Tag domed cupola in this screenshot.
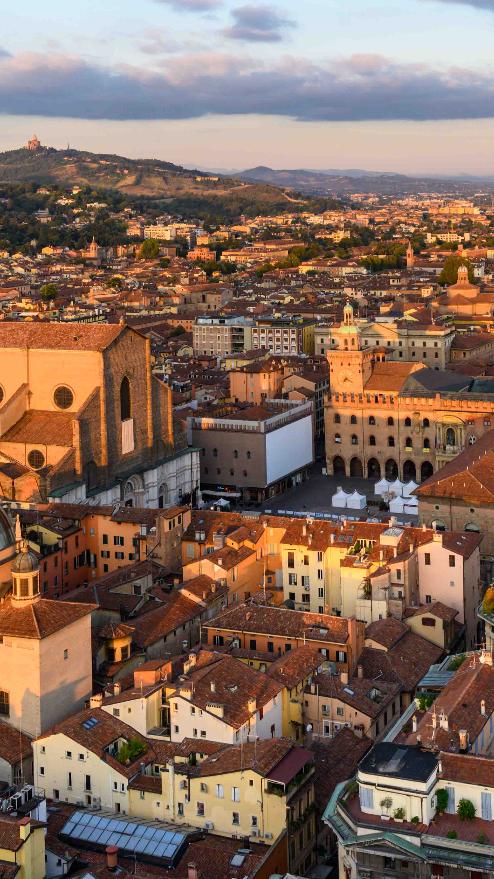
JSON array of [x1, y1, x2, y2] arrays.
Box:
[[11, 539, 40, 605]]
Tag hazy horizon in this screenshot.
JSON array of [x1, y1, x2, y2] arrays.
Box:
[[3, 114, 494, 178], [2, 0, 494, 175]]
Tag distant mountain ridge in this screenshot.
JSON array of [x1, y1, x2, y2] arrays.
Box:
[[0, 146, 310, 214], [236, 165, 494, 195]]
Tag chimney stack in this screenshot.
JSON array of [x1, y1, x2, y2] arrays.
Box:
[[187, 864, 199, 879], [340, 670, 348, 685], [106, 846, 119, 872], [210, 681, 216, 694], [357, 664, 363, 680], [412, 715, 417, 733]]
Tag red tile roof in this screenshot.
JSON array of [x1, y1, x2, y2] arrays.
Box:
[[0, 597, 95, 639]]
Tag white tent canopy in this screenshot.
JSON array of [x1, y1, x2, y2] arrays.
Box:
[[389, 495, 406, 514], [388, 478, 404, 497], [375, 478, 390, 497], [332, 487, 349, 508], [347, 489, 366, 510], [402, 480, 419, 498]]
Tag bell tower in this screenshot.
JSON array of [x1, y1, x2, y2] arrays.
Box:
[[406, 241, 414, 269]]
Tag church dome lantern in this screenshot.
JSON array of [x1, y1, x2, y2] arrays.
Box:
[[11, 539, 40, 604]]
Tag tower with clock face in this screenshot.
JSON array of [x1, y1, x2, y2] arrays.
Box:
[[327, 306, 375, 394]]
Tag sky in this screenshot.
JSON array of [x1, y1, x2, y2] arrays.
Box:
[[2, 0, 494, 173]]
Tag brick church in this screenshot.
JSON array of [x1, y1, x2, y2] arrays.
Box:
[[0, 323, 199, 508]]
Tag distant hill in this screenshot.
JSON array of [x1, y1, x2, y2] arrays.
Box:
[[0, 146, 312, 217], [237, 165, 489, 196]]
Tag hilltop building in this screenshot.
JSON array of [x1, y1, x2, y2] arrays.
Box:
[[26, 135, 41, 152]]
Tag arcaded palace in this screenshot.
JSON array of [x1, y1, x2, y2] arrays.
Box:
[[325, 303, 494, 483]]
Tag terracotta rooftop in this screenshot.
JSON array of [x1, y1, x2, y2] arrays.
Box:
[[3, 411, 74, 446], [0, 721, 32, 768], [204, 602, 353, 644], [266, 644, 324, 689], [0, 322, 124, 351], [407, 655, 494, 751], [365, 617, 409, 650], [358, 633, 443, 694], [172, 652, 283, 729], [0, 597, 95, 640]]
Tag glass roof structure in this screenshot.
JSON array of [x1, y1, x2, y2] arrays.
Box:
[[60, 811, 188, 867]]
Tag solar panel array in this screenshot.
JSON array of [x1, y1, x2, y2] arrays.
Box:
[[60, 811, 188, 867]]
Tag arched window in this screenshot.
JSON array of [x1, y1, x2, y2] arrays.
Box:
[[334, 414, 341, 424], [369, 435, 376, 446], [351, 434, 358, 445], [405, 417, 412, 427], [120, 376, 131, 421], [423, 418, 430, 428], [335, 433, 342, 444], [387, 417, 394, 426], [405, 437, 413, 449], [369, 416, 376, 426], [388, 436, 395, 447], [423, 437, 430, 449], [446, 427, 456, 446], [350, 415, 357, 425], [0, 691, 8, 716]]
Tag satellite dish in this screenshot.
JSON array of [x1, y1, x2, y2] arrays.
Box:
[[306, 724, 313, 733]]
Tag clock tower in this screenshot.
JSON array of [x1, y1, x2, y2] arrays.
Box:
[[327, 304, 375, 394]]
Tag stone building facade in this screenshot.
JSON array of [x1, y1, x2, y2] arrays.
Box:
[[324, 305, 494, 483], [0, 323, 199, 508]]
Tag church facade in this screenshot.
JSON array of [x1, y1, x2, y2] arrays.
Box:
[[0, 323, 199, 509]]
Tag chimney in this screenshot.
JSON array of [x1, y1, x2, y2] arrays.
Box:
[[90, 693, 103, 709], [188, 864, 199, 879], [481, 699, 486, 716], [106, 846, 119, 871], [330, 533, 335, 544], [210, 681, 216, 694], [114, 682, 121, 696], [302, 524, 307, 536], [340, 670, 348, 685], [459, 729, 469, 752], [19, 818, 30, 841], [412, 715, 417, 733], [357, 664, 363, 680], [422, 522, 427, 532]]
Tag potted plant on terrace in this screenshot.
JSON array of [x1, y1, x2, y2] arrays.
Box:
[[380, 796, 393, 820], [393, 807, 406, 823]]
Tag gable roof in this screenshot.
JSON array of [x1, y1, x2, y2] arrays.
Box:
[[0, 323, 124, 352], [415, 428, 494, 505], [172, 652, 283, 729], [204, 602, 352, 644]]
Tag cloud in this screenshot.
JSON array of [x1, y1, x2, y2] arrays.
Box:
[[223, 4, 296, 41], [422, 0, 494, 8], [1, 50, 494, 122], [155, 0, 221, 10], [0, 48, 11, 58]]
